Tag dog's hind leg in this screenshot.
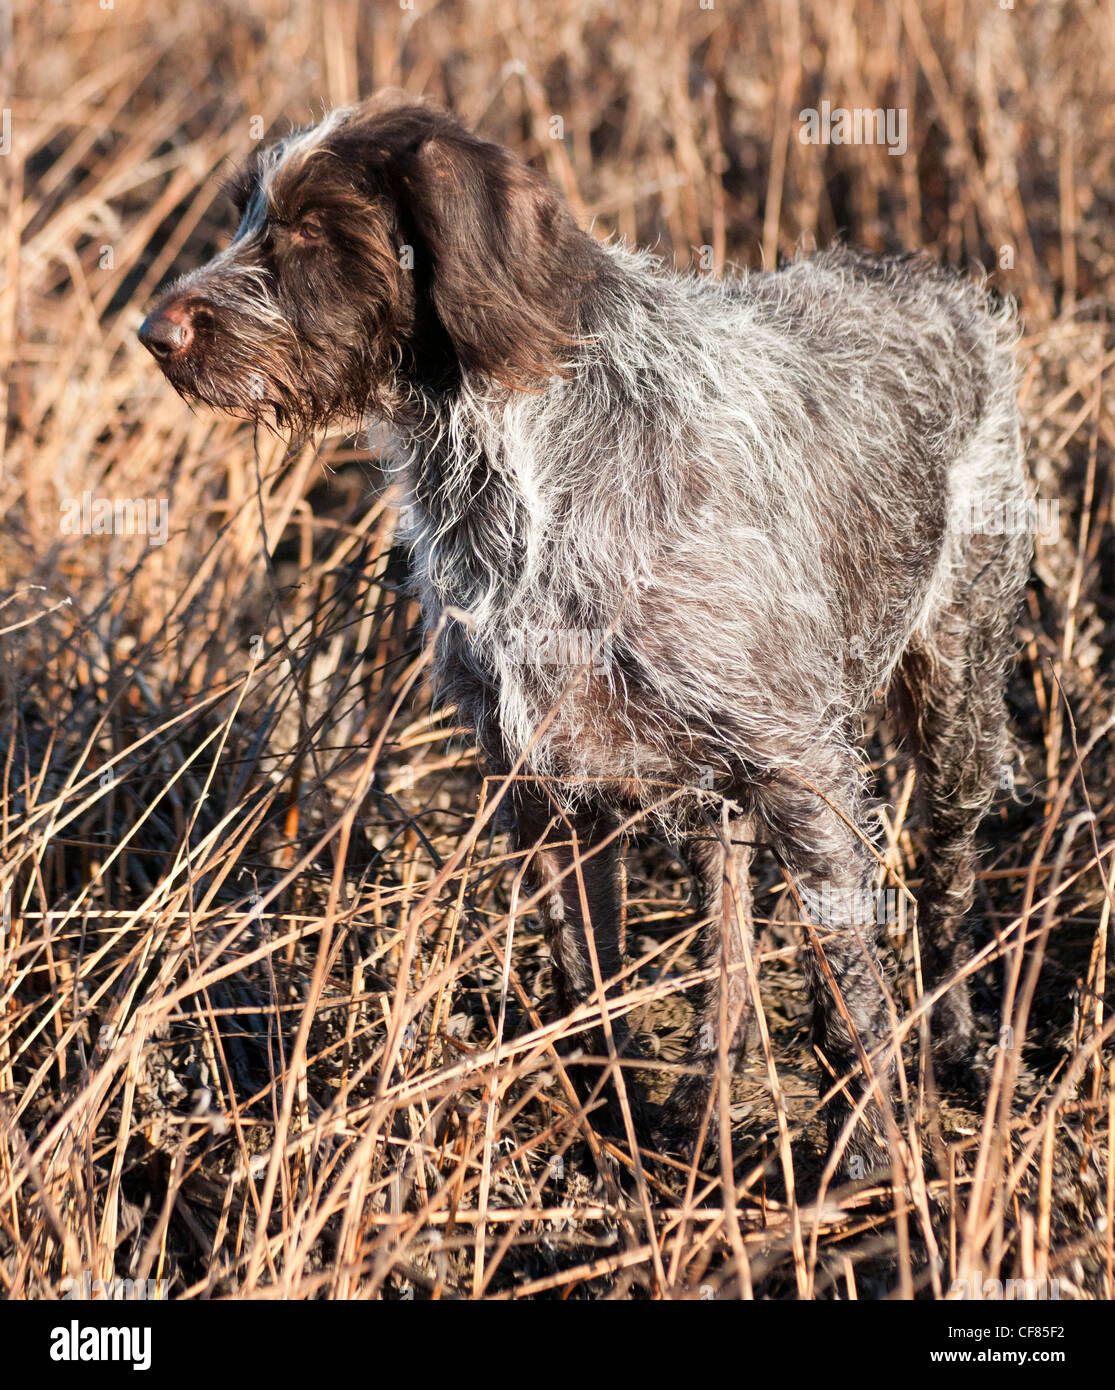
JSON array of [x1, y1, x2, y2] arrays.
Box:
[[894, 525, 1027, 1078]]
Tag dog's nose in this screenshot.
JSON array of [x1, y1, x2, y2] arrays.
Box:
[[138, 304, 194, 361]]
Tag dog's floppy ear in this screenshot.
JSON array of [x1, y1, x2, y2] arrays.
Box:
[[396, 127, 595, 387]]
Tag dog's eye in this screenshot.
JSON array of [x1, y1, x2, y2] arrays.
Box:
[[292, 215, 324, 244]]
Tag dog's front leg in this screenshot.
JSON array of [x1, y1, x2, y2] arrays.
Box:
[[510, 788, 641, 1133], [762, 770, 898, 1177], [659, 817, 756, 1158]]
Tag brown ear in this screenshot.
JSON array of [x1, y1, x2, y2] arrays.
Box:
[[397, 130, 597, 387]]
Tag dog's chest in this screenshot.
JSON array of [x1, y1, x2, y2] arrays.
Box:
[[402, 444, 650, 777], [405, 453, 526, 619]]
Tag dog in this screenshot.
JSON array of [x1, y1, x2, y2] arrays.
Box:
[[139, 95, 1031, 1170]]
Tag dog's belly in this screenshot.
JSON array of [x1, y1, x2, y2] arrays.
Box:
[[433, 619, 708, 805]]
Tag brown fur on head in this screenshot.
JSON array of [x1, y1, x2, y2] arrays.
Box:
[[139, 97, 602, 429]]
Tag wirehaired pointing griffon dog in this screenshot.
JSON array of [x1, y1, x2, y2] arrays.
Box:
[[139, 96, 1030, 1169]]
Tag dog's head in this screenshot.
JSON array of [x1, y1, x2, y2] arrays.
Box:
[[138, 97, 599, 430]]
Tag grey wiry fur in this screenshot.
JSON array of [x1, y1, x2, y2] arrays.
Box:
[[139, 96, 1031, 1169]]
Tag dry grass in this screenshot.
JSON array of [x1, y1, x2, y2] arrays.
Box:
[[1, 0, 1113, 1300]]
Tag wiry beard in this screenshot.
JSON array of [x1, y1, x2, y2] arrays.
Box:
[[146, 171, 418, 433], [153, 292, 421, 433]]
